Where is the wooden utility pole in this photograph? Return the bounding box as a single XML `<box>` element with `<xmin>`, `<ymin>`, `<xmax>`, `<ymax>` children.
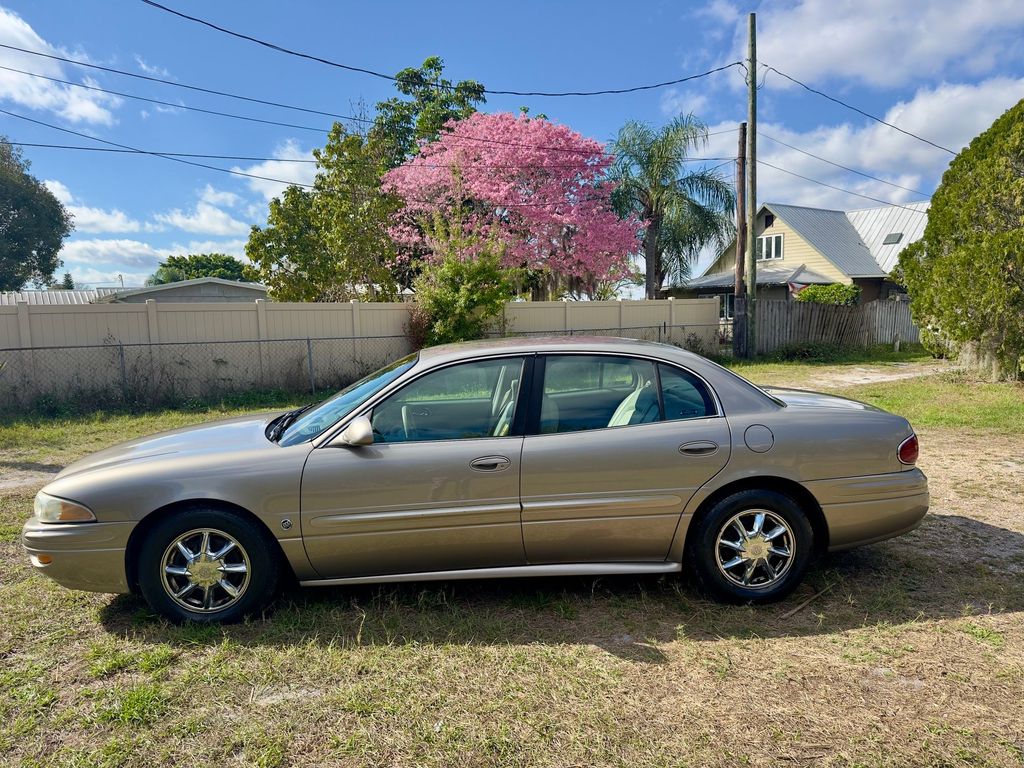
<box><xmin>745</xmin><ymin>12</ymin><xmax>758</xmax><ymax>357</ymax></box>
<box><xmin>733</xmin><ymin>121</ymin><xmax>748</xmax><ymax>358</ymax></box>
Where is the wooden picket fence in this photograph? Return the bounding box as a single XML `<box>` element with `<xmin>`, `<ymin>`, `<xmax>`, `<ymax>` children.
<box><xmin>754</xmin><ymin>299</ymin><xmax>919</xmax><ymax>355</ymax></box>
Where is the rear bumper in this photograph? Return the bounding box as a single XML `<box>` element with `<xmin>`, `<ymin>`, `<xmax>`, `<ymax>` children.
<box><xmin>21</xmin><ymin>518</ymin><xmax>133</xmax><ymax>594</ymax></box>
<box><xmin>806</xmin><ymin>468</ymin><xmax>929</xmax><ymax>551</ymax></box>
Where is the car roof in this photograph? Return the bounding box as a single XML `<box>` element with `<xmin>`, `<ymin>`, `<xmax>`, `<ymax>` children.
<box><xmin>418</xmin><ymin>335</ymin><xmax>706</xmax><ymax>365</ymax></box>
<box><xmin>414</xmin><ymin>336</ymin><xmax>781</xmax><ymax>416</ymax></box>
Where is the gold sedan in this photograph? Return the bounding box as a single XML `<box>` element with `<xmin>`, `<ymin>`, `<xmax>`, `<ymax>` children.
<box><xmin>23</xmin><ymin>337</ymin><xmax>928</xmax><ymax>623</ymax></box>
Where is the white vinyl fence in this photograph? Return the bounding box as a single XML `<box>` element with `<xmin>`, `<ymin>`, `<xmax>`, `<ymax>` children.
<box><xmin>0</xmin><ymin>298</ymin><xmax>719</xmax><ymax>410</ymax></box>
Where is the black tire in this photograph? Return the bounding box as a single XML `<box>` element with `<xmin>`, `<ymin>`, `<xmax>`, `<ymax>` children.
<box><xmin>137</xmin><ymin>507</ymin><xmax>280</xmax><ymax>624</ymax></box>
<box><xmin>686</xmin><ymin>489</ymin><xmax>814</xmax><ymax>604</ymax></box>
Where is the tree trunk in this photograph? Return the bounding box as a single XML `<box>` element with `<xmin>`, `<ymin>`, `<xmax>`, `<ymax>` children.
<box><xmin>644</xmin><ymin>218</ymin><xmax>661</xmax><ymax>300</ymax></box>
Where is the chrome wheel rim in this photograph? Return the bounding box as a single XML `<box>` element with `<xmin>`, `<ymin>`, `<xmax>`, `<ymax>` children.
<box><xmin>715</xmin><ymin>509</ymin><xmax>795</xmax><ymax>590</ymax></box>
<box><xmin>160</xmin><ymin>528</ymin><xmax>250</xmax><ymax>613</ymax></box>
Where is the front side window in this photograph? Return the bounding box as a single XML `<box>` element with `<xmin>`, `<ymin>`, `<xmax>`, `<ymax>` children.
<box><xmin>539</xmin><ymin>355</ymin><xmax>716</xmax><ymax>434</ymax></box>
<box><xmin>371</xmin><ymin>357</ymin><xmax>525</xmax><ymax>443</ymax></box>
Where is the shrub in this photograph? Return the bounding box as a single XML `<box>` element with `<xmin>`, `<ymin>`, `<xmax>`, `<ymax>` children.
<box><xmin>769</xmin><ymin>342</ymin><xmax>846</xmax><ymax>361</ymax></box>
<box><xmin>897</xmin><ymin>98</ymin><xmax>1024</xmax><ymax>379</ymax></box>
<box><xmin>794</xmin><ymin>283</ymin><xmax>861</xmax><ymax>305</ymax></box>
<box><xmin>407</xmin><ymin>212</ymin><xmax>521</xmax><ymax>348</ymax></box>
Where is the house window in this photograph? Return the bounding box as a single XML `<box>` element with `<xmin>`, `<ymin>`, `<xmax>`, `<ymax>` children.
<box><xmin>882</xmin><ymin>232</ymin><xmax>903</xmax><ymax>245</ymax></box>
<box><xmin>756</xmin><ymin>233</ymin><xmax>784</xmax><ymax>261</ymax></box>
<box><xmin>699</xmin><ymin>293</ymin><xmax>734</xmax><ymax>320</ymax></box>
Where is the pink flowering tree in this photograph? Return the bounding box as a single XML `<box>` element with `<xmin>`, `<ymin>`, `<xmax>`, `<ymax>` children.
<box><xmin>382</xmin><ymin>112</ymin><xmax>640</xmax><ymax>299</ymax></box>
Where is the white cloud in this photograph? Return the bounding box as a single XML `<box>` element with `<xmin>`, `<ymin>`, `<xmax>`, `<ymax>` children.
<box><xmin>702</xmin><ymin>76</ymin><xmax>1024</xmax><ymax>210</ymax></box>
<box><xmin>154</xmin><ymin>202</ymin><xmax>250</xmax><ymax>236</ymax></box>
<box><xmin>134</xmin><ymin>55</ymin><xmax>170</xmax><ymax>78</ymax></box>
<box><xmin>43</xmin><ymin>179</ymin><xmax>143</xmax><ymax>233</ymax></box>
<box><xmin>70</xmin><ymin>206</ymin><xmax>143</xmax><ymax>234</ymax></box>
<box><xmin>199</xmin><ymin>184</ymin><xmax>241</xmax><ymax>208</ymax></box>
<box><xmin>59</xmin><ymin>237</ymin><xmax>251</xmax><ymax>287</ymax></box>
<box><xmin>0</xmin><ymin>7</ymin><xmax>120</xmax><ymax>124</ymax></box>
<box><xmin>232</xmin><ymin>139</ymin><xmax>316</xmax><ymax>200</ymax></box>
<box><xmin>60</xmin><ymin>238</ymin><xmax>164</xmax><ymax>269</ymax></box>
<box><xmin>660</xmin><ymin>88</ymin><xmax>710</xmax><ymax>117</ymax></box>
<box><xmin>42</xmin><ymin>179</ymin><xmax>72</xmax><ymax>204</ymax></box>
<box><xmin>752</xmin><ymin>0</ymin><xmax>1024</xmax><ymax>88</ymax></box>
<box><xmin>169</xmin><ymin>239</ymin><xmax>249</xmax><ymax>259</ymax></box>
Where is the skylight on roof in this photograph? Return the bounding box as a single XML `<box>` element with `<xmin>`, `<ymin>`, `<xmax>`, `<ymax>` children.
<box><xmin>883</xmin><ymin>232</ymin><xmax>903</xmax><ymax>245</ymax></box>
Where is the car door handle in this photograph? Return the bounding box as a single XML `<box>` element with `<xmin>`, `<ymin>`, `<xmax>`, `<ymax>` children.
<box><xmin>470</xmin><ymin>455</ymin><xmax>511</xmax><ymax>472</ymax></box>
<box><xmin>679</xmin><ymin>441</ymin><xmax>718</xmax><ymax>456</ymax></box>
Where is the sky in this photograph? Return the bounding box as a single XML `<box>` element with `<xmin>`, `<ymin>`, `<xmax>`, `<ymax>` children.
<box><xmin>2</xmin><ymin>0</ymin><xmax>1023</xmax><ymax>289</ymax></box>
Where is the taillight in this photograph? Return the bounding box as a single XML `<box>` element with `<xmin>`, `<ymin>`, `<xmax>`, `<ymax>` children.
<box><xmin>898</xmin><ymin>434</ymin><xmax>919</xmax><ymax>465</ymax></box>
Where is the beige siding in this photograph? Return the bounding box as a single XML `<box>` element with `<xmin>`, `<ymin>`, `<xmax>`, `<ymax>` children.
<box><xmin>705</xmin><ymin>239</ymin><xmax>739</xmax><ymax>276</ymax></box>
<box><xmin>758</xmin><ymin>210</ymin><xmax>848</xmax><ymax>282</ymax></box>
<box><xmin>700</xmin><ymin>208</ymin><xmax>850</xmax><ymax>283</ymax></box>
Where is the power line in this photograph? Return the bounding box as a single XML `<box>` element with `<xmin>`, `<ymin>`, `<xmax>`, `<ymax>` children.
<box><xmin>0</xmin><ymin>114</ymin><xmax>646</xmax><ymax>209</ymax></box>
<box><xmin>0</xmin><ymin>106</ymin><xmax>315</xmax><ymax>189</ymax></box>
<box><xmin>139</xmin><ymin>0</ymin><xmax>744</xmax><ymax>97</ymax></box>
<box><xmin>0</xmin><ymin>42</ymin><xmax>355</xmax><ymax>121</ymax></box>
<box><xmin>1</xmin><ymin>140</ymin><xmax>732</xmax><ymax>171</ymax></box>
<box><xmin>0</xmin><ymin>63</ymin><xmax>334</xmax><ymax>133</ymax></box>
<box><xmin>0</xmin><ymin>41</ymin><xmax>739</xmax><ymax>159</ymax></box>
<box><xmin>757</xmin><ymin>159</ymin><xmax>929</xmax><ymax>213</ymax></box>
<box><xmin>2</xmin><ymin>141</ymin><xmax>319</xmax><ymax>163</ymax></box>
<box><xmin>760</xmin><ymin>132</ymin><xmax>931</xmax><ymax>197</ymax></box>
<box><xmin>764</xmin><ymin>65</ymin><xmax>956</xmax><ymax>155</ymax></box>
<box><xmin>2</xmin><ymin>141</ymin><xmax>737</xmax><ymax>173</ymax></box>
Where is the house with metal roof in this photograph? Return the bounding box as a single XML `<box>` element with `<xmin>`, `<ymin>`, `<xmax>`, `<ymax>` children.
<box><xmin>670</xmin><ymin>201</ymin><xmax>929</xmax><ymax>320</ymax></box>
<box><xmin>0</xmin><ymin>277</ymin><xmax>267</xmax><ymax>306</ymax></box>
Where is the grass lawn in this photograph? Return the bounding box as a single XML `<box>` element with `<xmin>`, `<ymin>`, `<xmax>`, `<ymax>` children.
<box><xmin>1</xmin><ymin>354</ymin><xmax>1022</xmax><ymax>766</ymax></box>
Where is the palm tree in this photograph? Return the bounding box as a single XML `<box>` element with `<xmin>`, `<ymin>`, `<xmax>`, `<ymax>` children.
<box><xmin>610</xmin><ymin>116</ymin><xmax>736</xmax><ymax>299</ymax></box>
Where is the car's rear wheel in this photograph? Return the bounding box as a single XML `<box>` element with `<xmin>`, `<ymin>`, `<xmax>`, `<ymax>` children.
<box><xmin>687</xmin><ymin>489</ymin><xmax>814</xmax><ymax>604</ymax></box>
<box><xmin>137</xmin><ymin>507</ymin><xmax>279</xmax><ymax>623</ymax></box>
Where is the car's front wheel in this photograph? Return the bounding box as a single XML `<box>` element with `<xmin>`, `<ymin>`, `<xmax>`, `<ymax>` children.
<box><xmin>137</xmin><ymin>507</ymin><xmax>279</xmax><ymax>623</ymax></box>
<box><xmin>687</xmin><ymin>489</ymin><xmax>814</xmax><ymax>604</ymax></box>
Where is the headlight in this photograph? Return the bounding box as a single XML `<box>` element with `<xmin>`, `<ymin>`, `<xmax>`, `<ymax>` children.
<box><xmin>33</xmin><ymin>492</ymin><xmax>96</xmax><ymax>523</ymax></box>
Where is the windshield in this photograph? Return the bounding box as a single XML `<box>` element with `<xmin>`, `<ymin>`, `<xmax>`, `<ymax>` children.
<box><xmin>277</xmin><ymin>353</ymin><xmax>417</xmax><ymax>446</ymax></box>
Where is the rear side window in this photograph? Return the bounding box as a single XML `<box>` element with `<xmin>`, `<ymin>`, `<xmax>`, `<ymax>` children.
<box><xmin>659</xmin><ymin>364</ymin><xmax>715</xmax><ymax>420</ymax></box>
<box><xmin>539</xmin><ymin>355</ymin><xmax>658</xmax><ymax>433</ymax></box>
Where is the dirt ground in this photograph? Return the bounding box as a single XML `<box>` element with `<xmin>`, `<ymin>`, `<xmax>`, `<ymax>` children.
<box><xmin>802</xmin><ymin>359</ymin><xmax>953</xmax><ymax>388</ymax></box>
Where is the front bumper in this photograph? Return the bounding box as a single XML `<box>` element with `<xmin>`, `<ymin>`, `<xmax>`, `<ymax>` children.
<box><xmin>806</xmin><ymin>468</ymin><xmax>929</xmax><ymax>551</ymax></box>
<box><xmin>22</xmin><ymin>517</ymin><xmax>134</xmax><ymax>594</ymax></box>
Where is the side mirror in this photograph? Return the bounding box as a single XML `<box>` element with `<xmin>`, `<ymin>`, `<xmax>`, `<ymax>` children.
<box><xmin>337</xmin><ymin>415</ymin><xmax>374</xmax><ymax>447</ymax></box>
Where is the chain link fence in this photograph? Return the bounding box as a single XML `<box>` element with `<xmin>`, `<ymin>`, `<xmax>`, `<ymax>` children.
<box><xmin>0</xmin><ymin>323</ymin><xmax>721</xmax><ymax>413</ymax></box>
<box><xmin>0</xmin><ymin>335</ymin><xmax>410</xmax><ymax>412</ymax></box>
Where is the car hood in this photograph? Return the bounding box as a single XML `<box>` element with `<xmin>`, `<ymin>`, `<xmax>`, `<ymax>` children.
<box><xmin>55</xmin><ymin>413</ymin><xmax>282</xmax><ymax>481</ymax></box>
<box><xmin>761</xmin><ymin>387</ymin><xmax>884</xmax><ymax>412</ymax></box>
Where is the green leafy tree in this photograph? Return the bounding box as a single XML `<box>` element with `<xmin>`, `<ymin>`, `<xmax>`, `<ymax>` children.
<box><xmin>246</xmin><ymin>125</ymin><xmax>400</xmax><ymax>301</ymax></box>
<box><xmin>60</xmin><ymin>272</ymin><xmax>75</xmax><ymax>289</ymax></box>
<box><xmin>146</xmin><ymin>253</ymin><xmax>248</xmax><ymax>285</ymax></box>
<box><xmin>794</xmin><ymin>283</ymin><xmax>861</xmax><ymax>305</ymax></box>
<box><xmin>408</xmin><ymin>211</ymin><xmax>520</xmax><ymax>348</ymax></box>
<box><xmin>370</xmin><ymin>56</ymin><xmax>486</xmax><ymax>168</ymax></box>
<box><xmin>898</xmin><ymin>99</ymin><xmax>1024</xmax><ymax>378</ymax></box>
<box><xmin>245</xmin><ymin>186</ymin><xmax>333</xmax><ymax>301</ymax></box>
<box><xmin>0</xmin><ymin>140</ymin><xmax>73</xmax><ymax>290</ymax></box>
<box><xmin>609</xmin><ymin>116</ymin><xmax>735</xmax><ymax>299</ymax></box>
